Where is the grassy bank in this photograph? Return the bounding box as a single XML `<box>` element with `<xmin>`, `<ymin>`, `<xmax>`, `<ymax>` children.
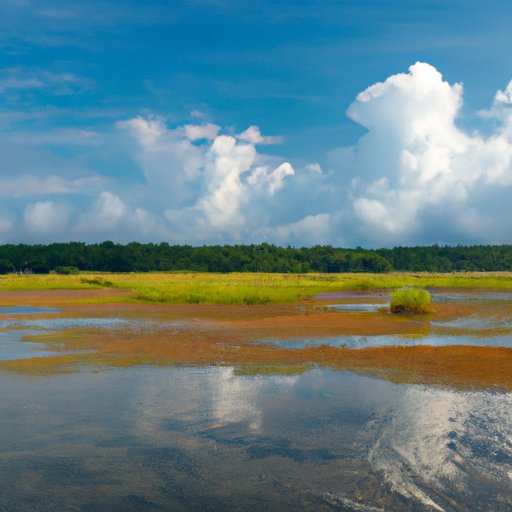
<box><xmin>1</xmin><ymin>271</ymin><xmax>512</xmax><ymax>304</ymax></box>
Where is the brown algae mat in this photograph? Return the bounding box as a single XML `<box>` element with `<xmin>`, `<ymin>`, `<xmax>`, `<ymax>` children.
<box><xmin>0</xmin><ymin>288</ymin><xmax>511</xmax><ymax>391</ymax></box>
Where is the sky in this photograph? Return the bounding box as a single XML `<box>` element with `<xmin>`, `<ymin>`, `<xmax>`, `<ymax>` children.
<box><xmin>1</xmin><ymin>0</ymin><xmax>512</xmax><ymax>247</ymax></box>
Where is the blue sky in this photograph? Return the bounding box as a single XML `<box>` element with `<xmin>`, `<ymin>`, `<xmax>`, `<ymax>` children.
<box><xmin>1</xmin><ymin>0</ymin><xmax>512</xmax><ymax>246</ymax></box>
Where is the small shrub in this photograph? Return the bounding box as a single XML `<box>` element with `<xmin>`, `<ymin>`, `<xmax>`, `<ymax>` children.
<box><xmin>80</xmin><ymin>277</ymin><xmax>114</xmax><ymax>287</ymax></box>
<box><xmin>390</xmin><ymin>287</ymin><xmax>432</xmax><ymax>314</ymax></box>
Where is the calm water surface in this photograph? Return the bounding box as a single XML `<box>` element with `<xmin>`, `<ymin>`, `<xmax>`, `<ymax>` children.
<box><xmin>0</xmin><ymin>366</ymin><xmax>511</xmax><ymax>511</ymax></box>
<box><xmin>0</xmin><ymin>295</ymin><xmax>511</xmax><ymax>511</ymax></box>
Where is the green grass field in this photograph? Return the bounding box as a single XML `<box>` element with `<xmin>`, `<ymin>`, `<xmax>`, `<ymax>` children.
<box><xmin>1</xmin><ymin>271</ymin><xmax>512</xmax><ymax>304</ymax></box>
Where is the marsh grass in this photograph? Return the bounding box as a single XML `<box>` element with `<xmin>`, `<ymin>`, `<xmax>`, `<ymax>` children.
<box><xmin>0</xmin><ymin>274</ymin><xmax>98</xmax><ymax>291</ymax></box>
<box><xmin>132</xmin><ymin>275</ymin><xmax>327</xmax><ymax>304</ymax></box>
<box><xmin>390</xmin><ymin>287</ymin><xmax>432</xmax><ymax>314</ymax></box>
<box><xmin>1</xmin><ymin>271</ymin><xmax>512</xmax><ymax>304</ymax></box>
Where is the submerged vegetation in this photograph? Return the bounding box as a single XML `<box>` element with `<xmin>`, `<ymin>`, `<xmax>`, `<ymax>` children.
<box><xmin>390</xmin><ymin>288</ymin><xmax>432</xmax><ymax>314</ymax></box>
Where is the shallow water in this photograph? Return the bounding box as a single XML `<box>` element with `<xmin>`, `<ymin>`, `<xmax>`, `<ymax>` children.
<box><xmin>0</xmin><ymin>330</ymin><xmax>65</xmax><ymax>360</ymax></box>
<box><xmin>0</xmin><ymin>316</ymin><xmax>189</xmax><ymax>352</ymax></box>
<box><xmin>0</xmin><ymin>366</ymin><xmax>510</xmax><ymax>511</ymax></box>
<box><xmin>0</xmin><ymin>305</ymin><xmax>59</xmax><ymax>315</ymax></box>
<box><xmin>431</xmin><ymin>290</ymin><xmax>512</xmax><ymax>302</ymax></box>
<box><xmin>325</xmin><ymin>303</ymin><xmax>388</xmax><ymax>312</ymax></box>
<box><xmin>0</xmin><ymin>291</ymin><xmax>511</xmax><ymax>510</ymax></box>
<box><xmin>0</xmin><ymin>316</ymin><xmax>128</xmax><ymax>331</ymax></box>
<box><xmin>258</xmin><ymin>332</ymin><xmax>512</xmax><ymax>349</ymax></box>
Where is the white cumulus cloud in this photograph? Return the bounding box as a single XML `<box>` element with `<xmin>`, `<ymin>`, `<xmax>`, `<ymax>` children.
<box><xmin>110</xmin><ymin>69</ymin><xmax>512</xmax><ymax>246</ymax></box>
<box><xmin>76</xmin><ymin>191</ymin><xmax>125</xmax><ymax>233</ymax></box>
<box><xmin>3</xmin><ymin>62</ymin><xmax>512</xmax><ymax>247</ymax></box>
<box><xmin>121</xmin><ymin>118</ymin><xmax>297</xmax><ymax>242</ymax></box>
<box><xmin>184</xmin><ymin>122</ymin><xmax>220</xmax><ymax>141</ymax></box>
<box><xmin>341</xmin><ymin>61</ymin><xmax>512</xmax><ymax>246</ymax></box>
<box><xmin>23</xmin><ymin>201</ymin><xmax>70</xmax><ymax>240</ymax></box>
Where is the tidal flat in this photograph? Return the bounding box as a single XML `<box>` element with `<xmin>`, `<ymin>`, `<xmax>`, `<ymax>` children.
<box><xmin>0</xmin><ymin>274</ymin><xmax>511</xmax><ymax>511</ymax></box>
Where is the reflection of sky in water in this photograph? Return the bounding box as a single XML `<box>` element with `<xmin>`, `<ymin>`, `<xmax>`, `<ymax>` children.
<box><xmin>0</xmin><ymin>317</ymin><xmax>126</xmax><ymax>330</ymax></box>
<box><xmin>432</xmin><ymin>315</ymin><xmax>512</xmax><ymax>330</ymax></box>
<box><xmin>0</xmin><ymin>366</ymin><xmax>510</xmax><ymax>511</ymax></box>
<box><xmin>431</xmin><ymin>291</ymin><xmax>512</xmax><ymax>303</ymax></box>
<box><xmin>0</xmin><ymin>292</ymin><xmax>511</xmax><ymax>509</ymax></box>
<box><xmin>0</xmin><ymin>306</ymin><xmax>60</xmax><ymax>315</ymax></box>
<box><xmin>0</xmin><ymin>315</ymin><xmax>189</xmax><ymax>361</ymax></box>
<box><xmin>257</xmin><ymin>333</ymin><xmax>512</xmax><ymax>349</ymax></box>
<box><xmin>325</xmin><ymin>303</ymin><xmax>388</xmax><ymax>312</ymax></box>
<box><xmin>369</xmin><ymin>386</ymin><xmax>512</xmax><ymax>511</ymax></box>
<box><xmin>0</xmin><ymin>330</ymin><xmax>66</xmax><ymax>360</ymax></box>
<box><xmin>122</xmin><ymin>367</ymin><xmax>512</xmax><ymax>511</ymax></box>
<box><xmin>0</xmin><ymin>316</ymin><xmax>190</xmax><ymax>333</ymax></box>
<box><xmin>0</xmin><ymin>317</ymin><xmax>131</xmax><ymax>360</ymax></box>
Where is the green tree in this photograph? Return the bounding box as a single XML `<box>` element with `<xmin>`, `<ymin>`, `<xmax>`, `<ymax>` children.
<box><xmin>0</xmin><ymin>259</ymin><xmax>14</xmax><ymax>274</ymax></box>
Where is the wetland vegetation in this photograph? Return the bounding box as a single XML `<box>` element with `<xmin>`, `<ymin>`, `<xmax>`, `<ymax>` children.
<box><xmin>390</xmin><ymin>287</ymin><xmax>432</xmax><ymax>314</ymax></box>
<box><xmin>2</xmin><ymin>270</ymin><xmax>512</xmax><ymax>304</ymax></box>
<box><xmin>1</xmin><ymin>270</ymin><xmax>511</xmax><ymax>511</ymax></box>
<box><xmin>0</xmin><ymin>271</ymin><xmax>512</xmax><ymax>390</ymax></box>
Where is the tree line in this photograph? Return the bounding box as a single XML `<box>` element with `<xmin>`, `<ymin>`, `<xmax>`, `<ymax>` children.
<box><xmin>0</xmin><ymin>242</ymin><xmax>511</xmax><ymax>274</ymax></box>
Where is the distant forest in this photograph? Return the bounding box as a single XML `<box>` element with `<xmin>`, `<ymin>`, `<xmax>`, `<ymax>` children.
<box><xmin>1</xmin><ymin>242</ymin><xmax>512</xmax><ymax>274</ymax></box>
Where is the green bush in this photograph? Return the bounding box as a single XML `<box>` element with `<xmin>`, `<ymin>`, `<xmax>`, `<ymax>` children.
<box><xmin>390</xmin><ymin>287</ymin><xmax>432</xmax><ymax>314</ymax></box>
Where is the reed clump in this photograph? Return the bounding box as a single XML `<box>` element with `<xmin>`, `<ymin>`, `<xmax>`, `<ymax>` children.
<box><xmin>390</xmin><ymin>287</ymin><xmax>432</xmax><ymax>314</ymax></box>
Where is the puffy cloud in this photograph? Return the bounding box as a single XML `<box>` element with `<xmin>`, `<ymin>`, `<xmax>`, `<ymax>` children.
<box><xmin>262</xmin><ymin>213</ymin><xmax>333</xmax><ymax>245</ymax></box>
<box><xmin>121</xmin><ymin>118</ymin><xmax>298</xmax><ymax>241</ymax></box>
<box><xmin>238</xmin><ymin>125</ymin><xmax>282</xmax><ymax>145</ymax></box>
<box><xmin>305</xmin><ymin>163</ymin><xmax>322</xmax><ymax>174</ymax></box>
<box><xmin>495</xmin><ymin>81</ymin><xmax>512</xmax><ymax>105</ymax></box>
<box><xmin>184</xmin><ymin>123</ymin><xmax>220</xmax><ymax>141</ymax></box>
<box><xmin>118</xmin><ymin>116</ymin><xmax>203</xmax><ymax>208</ymax></box>
<box><xmin>76</xmin><ymin>191</ymin><xmax>125</xmax><ymax>232</ymax></box>
<box><xmin>197</xmin><ymin>134</ymin><xmax>256</xmax><ymax>230</ymax></box>
<box><xmin>74</xmin><ymin>192</ymin><xmax>171</xmax><ymax>242</ymax></box>
<box><xmin>23</xmin><ymin>201</ymin><xmax>70</xmax><ymax>240</ymax></box>
<box><xmin>95</xmin><ymin>67</ymin><xmax>512</xmax><ymax>246</ymax></box>
<box><xmin>342</xmin><ymin>62</ymin><xmax>512</xmax><ymax>246</ymax></box>
<box><xmin>3</xmin><ymin>62</ymin><xmax>512</xmax><ymax>247</ymax></box>
<box><xmin>247</xmin><ymin>162</ymin><xmax>294</xmax><ymax>195</ymax></box>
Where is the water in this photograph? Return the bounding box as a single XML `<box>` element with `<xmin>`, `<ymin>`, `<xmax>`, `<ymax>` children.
<box><xmin>257</xmin><ymin>332</ymin><xmax>512</xmax><ymax>349</ymax></box>
<box><xmin>0</xmin><ymin>316</ymin><xmax>189</xmax><ymax>361</ymax></box>
<box><xmin>0</xmin><ymin>292</ymin><xmax>511</xmax><ymax>510</ymax></box>
<box><xmin>325</xmin><ymin>303</ymin><xmax>388</xmax><ymax>312</ymax></box>
<box><xmin>0</xmin><ymin>366</ymin><xmax>510</xmax><ymax>511</ymax></box>
<box><xmin>0</xmin><ymin>330</ymin><xmax>65</xmax><ymax>360</ymax></box>
<box><xmin>431</xmin><ymin>291</ymin><xmax>512</xmax><ymax>303</ymax></box>
<box><xmin>0</xmin><ymin>313</ymin><xmax>128</xmax><ymax>361</ymax></box>
<box><xmin>0</xmin><ymin>305</ymin><xmax>60</xmax><ymax>315</ymax></box>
